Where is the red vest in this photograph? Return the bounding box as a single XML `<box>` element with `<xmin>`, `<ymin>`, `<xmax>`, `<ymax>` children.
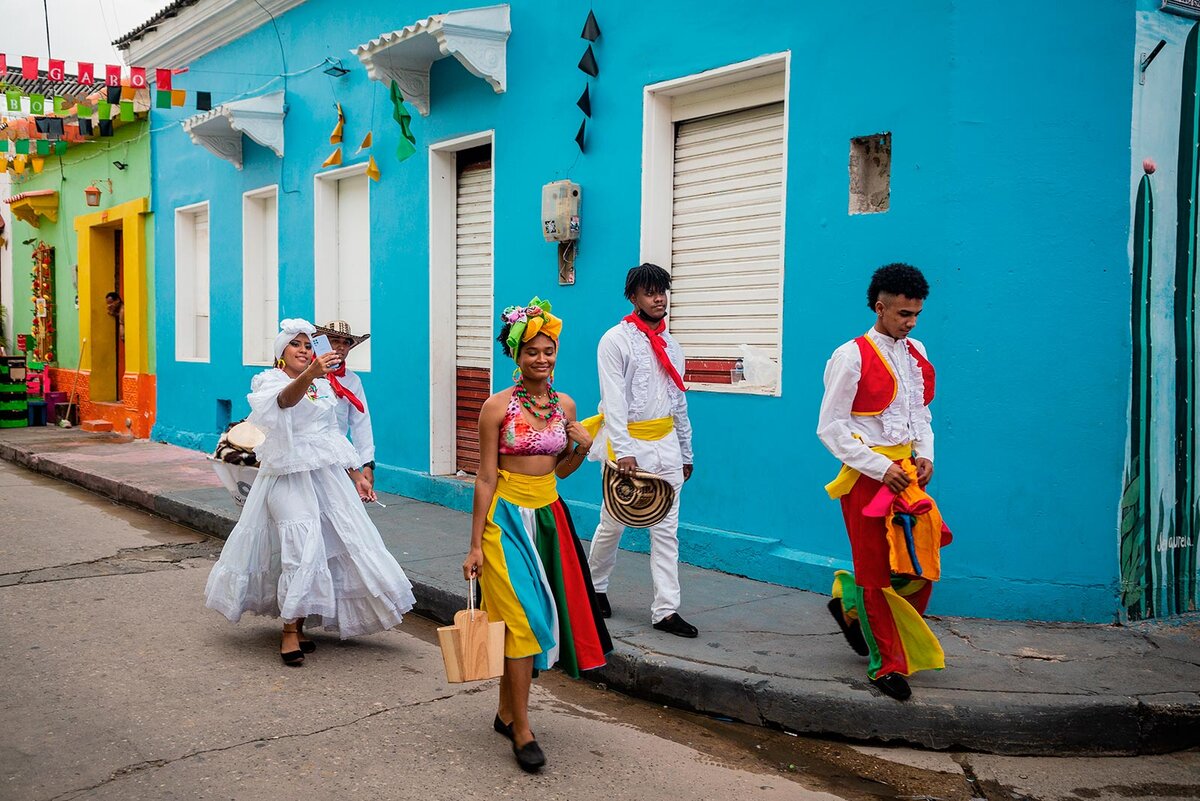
<box><xmin>851</xmin><ymin>335</ymin><xmax>935</xmax><ymax>416</ymax></box>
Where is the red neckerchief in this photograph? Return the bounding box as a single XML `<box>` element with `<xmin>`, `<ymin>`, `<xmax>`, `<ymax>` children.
<box><xmin>327</xmin><ymin>363</ymin><xmax>365</xmax><ymax>413</ymax></box>
<box><xmin>623</xmin><ymin>313</ymin><xmax>687</xmax><ymax>391</ymax></box>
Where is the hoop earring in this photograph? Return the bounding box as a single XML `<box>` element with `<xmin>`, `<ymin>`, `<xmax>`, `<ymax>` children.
<box><xmin>512</xmin><ymin>367</ymin><xmax>521</xmax><ymax>384</ymax></box>
<box><xmin>275</xmin><ymin>357</ymin><xmax>285</xmax><ymax>369</ymax></box>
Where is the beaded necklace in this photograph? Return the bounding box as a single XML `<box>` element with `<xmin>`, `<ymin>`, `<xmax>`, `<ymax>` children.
<box><xmin>514</xmin><ymin>382</ymin><xmax>560</xmax><ymax>420</ymax></box>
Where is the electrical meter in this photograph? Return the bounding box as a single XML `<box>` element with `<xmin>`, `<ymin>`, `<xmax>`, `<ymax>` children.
<box><xmin>541</xmin><ymin>180</ymin><xmax>581</xmax><ymax>242</ymax></box>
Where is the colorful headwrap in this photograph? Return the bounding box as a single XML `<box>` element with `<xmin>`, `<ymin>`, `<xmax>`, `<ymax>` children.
<box><xmin>501</xmin><ymin>297</ymin><xmax>562</xmax><ymax>361</ymax></box>
<box><xmin>273</xmin><ymin>318</ymin><xmax>317</xmax><ymax>359</ymax></box>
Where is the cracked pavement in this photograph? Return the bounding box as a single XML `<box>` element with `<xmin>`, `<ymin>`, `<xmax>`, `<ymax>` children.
<box><xmin>2</xmin><ymin>428</ymin><xmax>1200</xmax><ymax>758</ymax></box>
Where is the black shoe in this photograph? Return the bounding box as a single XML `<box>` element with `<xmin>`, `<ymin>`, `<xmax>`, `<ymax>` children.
<box><xmin>827</xmin><ymin>598</ymin><xmax>869</xmax><ymax>656</ymax></box>
<box><xmin>512</xmin><ymin>739</ymin><xmax>546</xmax><ymax>773</ymax></box>
<box><xmin>297</xmin><ymin>636</ymin><xmax>316</xmax><ymax>654</ymax></box>
<box><xmin>280</xmin><ymin>649</ymin><xmax>304</xmax><ymax>666</ymax></box>
<box><xmin>493</xmin><ymin>715</ymin><xmax>514</xmax><ymax>741</ymax></box>
<box><xmin>596</xmin><ymin>592</ymin><xmax>612</xmax><ymax>619</ymax></box>
<box><xmin>870</xmin><ymin>672</ymin><xmax>912</xmax><ymax>701</ymax></box>
<box><xmin>652</xmin><ymin>613</ymin><xmax>698</xmax><ymax>638</ymax></box>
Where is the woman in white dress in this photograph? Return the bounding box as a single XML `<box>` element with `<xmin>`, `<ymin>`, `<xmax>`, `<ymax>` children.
<box><xmin>205</xmin><ymin>318</ymin><xmax>415</xmax><ymax>665</ymax></box>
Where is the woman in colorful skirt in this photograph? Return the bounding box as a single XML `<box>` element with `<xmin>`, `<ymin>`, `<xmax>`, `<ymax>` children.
<box><xmin>462</xmin><ymin>298</ymin><xmax>613</xmax><ymax>773</ymax></box>
<box><xmin>206</xmin><ymin>319</ymin><xmax>415</xmax><ymax>666</ymax></box>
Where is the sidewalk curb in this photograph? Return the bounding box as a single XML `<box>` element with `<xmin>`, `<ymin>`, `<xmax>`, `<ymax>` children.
<box><xmin>4</xmin><ymin>435</ymin><xmax>1199</xmax><ymax>756</ymax></box>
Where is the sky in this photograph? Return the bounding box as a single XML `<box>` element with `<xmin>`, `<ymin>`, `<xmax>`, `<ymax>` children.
<box><xmin>1</xmin><ymin>0</ymin><xmax>168</xmax><ymax>69</ymax></box>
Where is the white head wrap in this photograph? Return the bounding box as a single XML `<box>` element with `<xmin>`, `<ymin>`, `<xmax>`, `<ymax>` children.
<box><xmin>273</xmin><ymin>318</ymin><xmax>317</xmax><ymax>359</ymax></box>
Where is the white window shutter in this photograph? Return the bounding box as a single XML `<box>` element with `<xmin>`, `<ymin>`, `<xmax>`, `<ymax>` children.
<box><xmin>456</xmin><ymin>163</ymin><xmax>493</xmax><ymax>368</ymax></box>
<box><xmin>670</xmin><ymin>102</ymin><xmax>785</xmax><ymax>363</ymax></box>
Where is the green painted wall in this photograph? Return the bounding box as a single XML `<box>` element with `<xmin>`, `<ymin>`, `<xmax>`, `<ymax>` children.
<box><xmin>9</xmin><ymin>120</ymin><xmax>151</xmax><ymax>370</ymax></box>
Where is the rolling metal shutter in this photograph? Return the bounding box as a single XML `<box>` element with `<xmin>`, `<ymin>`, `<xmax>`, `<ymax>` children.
<box><xmin>455</xmin><ymin>161</ymin><xmax>493</xmax><ymax>473</ymax></box>
<box><xmin>670</xmin><ymin>101</ymin><xmax>785</xmax><ymax>372</ymax></box>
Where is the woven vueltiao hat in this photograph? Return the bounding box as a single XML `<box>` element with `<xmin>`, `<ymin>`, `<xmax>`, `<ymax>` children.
<box><xmin>315</xmin><ymin>320</ymin><xmax>370</xmax><ymax>348</ymax></box>
<box><xmin>601</xmin><ymin>460</ymin><xmax>675</xmax><ymax>528</ymax></box>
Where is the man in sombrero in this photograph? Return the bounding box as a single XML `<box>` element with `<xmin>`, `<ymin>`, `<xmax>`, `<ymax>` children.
<box><xmin>315</xmin><ymin>320</ymin><xmax>376</xmax><ymax>489</ymax></box>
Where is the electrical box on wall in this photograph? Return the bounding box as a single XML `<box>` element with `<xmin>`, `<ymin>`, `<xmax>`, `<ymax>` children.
<box><xmin>541</xmin><ymin>180</ymin><xmax>581</xmax><ymax>242</ymax></box>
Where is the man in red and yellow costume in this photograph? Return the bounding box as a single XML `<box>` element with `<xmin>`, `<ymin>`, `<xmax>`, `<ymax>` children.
<box><xmin>817</xmin><ymin>263</ymin><xmax>949</xmax><ymax>701</ymax></box>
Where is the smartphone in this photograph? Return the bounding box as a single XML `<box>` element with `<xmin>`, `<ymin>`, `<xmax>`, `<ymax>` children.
<box><xmin>311</xmin><ymin>333</ymin><xmax>338</xmax><ymax>365</ymax></box>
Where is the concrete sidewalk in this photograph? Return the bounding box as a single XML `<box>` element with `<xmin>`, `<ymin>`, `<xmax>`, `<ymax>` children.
<box><xmin>2</xmin><ymin>427</ymin><xmax>1198</xmax><ymax>756</ymax></box>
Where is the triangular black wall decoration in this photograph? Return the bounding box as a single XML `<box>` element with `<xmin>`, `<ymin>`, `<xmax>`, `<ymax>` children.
<box><xmin>578</xmin><ymin>45</ymin><xmax>599</xmax><ymax>78</ymax></box>
<box><xmin>577</xmin><ymin>85</ymin><xmax>591</xmax><ymax>117</ymax></box>
<box><xmin>581</xmin><ymin>10</ymin><xmax>601</xmax><ymax>41</ymax></box>
<box><xmin>575</xmin><ymin>119</ymin><xmax>586</xmax><ymax>152</ymax></box>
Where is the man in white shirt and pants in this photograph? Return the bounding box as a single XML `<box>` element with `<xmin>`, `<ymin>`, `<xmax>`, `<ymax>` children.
<box><xmin>316</xmin><ymin>320</ymin><xmax>376</xmax><ymax>488</ymax></box>
<box><xmin>586</xmin><ymin>264</ymin><xmax>698</xmax><ymax>638</ymax></box>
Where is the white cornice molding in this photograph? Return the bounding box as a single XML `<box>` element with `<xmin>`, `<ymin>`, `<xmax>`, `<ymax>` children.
<box><xmin>182</xmin><ymin>90</ymin><xmax>286</xmax><ymax>170</ymax></box>
<box><xmin>352</xmin><ymin>4</ymin><xmax>510</xmax><ymax>117</ymax></box>
<box><xmin>120</xmin><ymin>0</ymin><xmax>308</xmax><ymax>69</ymax></box>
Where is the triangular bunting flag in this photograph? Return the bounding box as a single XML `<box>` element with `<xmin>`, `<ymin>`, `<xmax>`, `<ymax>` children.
<box><xmin>366</xmin><ymin>155</ymin><xmax>380</xmax><ymax>182</ymax></box>
<box><xmin>330</xmin><ymin>102</ymin><xmax>345</xmax><ymax>144</ymax></box>
<box><xmin>575</xmin><ymin>119</ymin><xmax>586</xmax><ymax>152</ymax></box>
<box><xmin>390</xmin><ymin>81</ymin><xmax>417</xmax><ymax>162</ymax></box>
<box><xmin>581</xmin><ymin>10</ymin><xmax>601</xmax><ymax>41</ymax></box>
<box><xmin>357</xmin><ymin>131</ymin><xmax>372</xmax><ymax>154</ymax></box>
<box><xmin>196</xmin><ymin>91</ymin><xmax>212</xmax><ymax>111</ymax></box>
<box><xmin>322</xmin><ymin>147</ymin><xmax>342</xmax><ymax>168</ymax></box>
<box><xmin>156</xmin><ymin>90</ymin><xmax>172</xmax><ymax>109</ymax></box>
<box><xmin>578</xmin><ymin>45</ymin><xmax>599</xmax><ymax>77</ymax></box>
<box><xmin>577</xmin><ymin>85</ymin><xmax>591</xmax><ymax>117</ymax></box>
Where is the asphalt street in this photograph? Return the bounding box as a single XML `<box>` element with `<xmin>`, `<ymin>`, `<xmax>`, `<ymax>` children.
<box><xmin>2</xmin><ymin>460</ymin><xmax>1198</xmax><ymax>801</ymax></box>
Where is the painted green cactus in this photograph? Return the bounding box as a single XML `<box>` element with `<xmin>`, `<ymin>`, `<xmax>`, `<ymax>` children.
<box><xmin>1173</xmin><ymin>23</ymin><xmax>1200</xmax><ymax>616</ymax></box>
<box><xmin>1121</xmin><ymin>172</ymin><xmax>1154</xmax><ymax>618</ymax></box>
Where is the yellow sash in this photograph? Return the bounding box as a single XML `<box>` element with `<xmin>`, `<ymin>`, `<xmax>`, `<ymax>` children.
<box><xmin>580</xmin><ymin>414</ymin><xmax>674</xmax><ymax>459</ymax></box>
<box><xmin>496</xmin><ymin>470</ymin><xmax>558</xmax><ymax>508</ymax></box>
<box><xmin>825</xmin><ymin>441</ymin><xmax>914</xmax><ymax>499</ymax></box>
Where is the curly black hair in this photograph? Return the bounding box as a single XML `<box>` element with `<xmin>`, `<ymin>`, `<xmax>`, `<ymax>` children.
<box><xmin>624</xmin><ymin>263</ymin><xmax>672</xmax><ymax>301</ymax></box>
<box><xmin>866</xmin><ymin>263</ymin><xmax>929</xmax><ymax>309</ymax></box>
<box><xmin>497</xmin><ymin>323</ymin><xmax>516</xmax><ymax>358</ymax></box>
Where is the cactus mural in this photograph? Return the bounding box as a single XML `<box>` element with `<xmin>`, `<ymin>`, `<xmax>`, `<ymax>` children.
<box><xmin>1171</xmin><ymin>22</ymin><xmax>1200</xmax><ymax>616</ymax></box>
<box><xmin>1121</xmin><ymin>169</ymin><xmax>1154</xmax><ymax>618</ymax></box>
<box><xmin>1122</xmin><ymin>17</ymin><xmax>1200</xmax><ymax>621</ymax></box>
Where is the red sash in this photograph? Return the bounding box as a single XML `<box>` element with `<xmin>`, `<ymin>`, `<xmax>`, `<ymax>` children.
<box><xmin>328</xmin><ymin>365</ymin><xmax>365</xmax><ymax>413</ymax></box>
<box><xmin>624</xmin><ymin>314</ymin><xmax>687</xmax><ymax>392</ymax></box>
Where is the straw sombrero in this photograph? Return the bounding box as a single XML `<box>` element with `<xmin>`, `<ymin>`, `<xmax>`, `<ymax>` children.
<box><xmin>314</xmin><ymin>320</ymin><xmax>370</xmax><ymax>348</ymax></box>
<box><xmin>601</xmin><ymin>460</ymin><xmax>675</xmax><ymax>528</ymax></box>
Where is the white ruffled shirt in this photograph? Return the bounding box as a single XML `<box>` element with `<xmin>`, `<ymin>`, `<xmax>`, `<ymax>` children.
<box><xmin>816</xmin><ymin>328</ymin><xmax>934</xmax><ymax>482</ymax></box>
<box><xmin>595</xmin><ymin>320</ymin><xmax>694</xmax><ymax>463</ymax></box>
<box><xmin>248</xmin><ymin>368</ymin><xmax>361</xmax><ymax>475</ymax></box>
<box><xmin>331</xmin><ymin>368</ymin><xmax>375</xmax><ymax>467</ymax></box>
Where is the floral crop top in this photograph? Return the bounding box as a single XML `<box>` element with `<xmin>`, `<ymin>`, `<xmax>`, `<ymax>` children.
<box><xmin>499</xmin><ymin>393</ymin><xmax>568</xmax><ymax>456</ymax></box>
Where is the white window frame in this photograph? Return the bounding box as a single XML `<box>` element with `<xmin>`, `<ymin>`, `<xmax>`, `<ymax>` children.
<box><xmin>313</xmin><ymin>162</ymin><xmax>372</xmax><ymax>371</ymax></box>
<box><xmin>242</xmin><ymin>184</ymin><xmax>279</xmax><ymax>366</ymax></box>
<box><xmin>640</xmin><ymin>52</ymin><xmax>790</xmax><ymax>396</ymax></box>
<box><xmin>428</xmin><ymin>130</ymin><xmax>495</xmax><ymax>476</ymax></box>
<box><xmin>174</xmin><ymin>201</ymin><xmax>211</xmax><ymax>363</ymax></box>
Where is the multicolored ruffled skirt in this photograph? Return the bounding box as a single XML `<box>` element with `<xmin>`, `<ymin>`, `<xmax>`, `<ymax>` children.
<box><xmin>479</xmin><ymin>470</ymin><xmax>612</xmax><ymax>678</ymax></box>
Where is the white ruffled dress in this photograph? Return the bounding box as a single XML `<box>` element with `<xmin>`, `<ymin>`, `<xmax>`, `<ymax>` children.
<box><xmin>204</xmin><ymin>369</ymin><xmax>415</xmax><ymax>637</ymax></box>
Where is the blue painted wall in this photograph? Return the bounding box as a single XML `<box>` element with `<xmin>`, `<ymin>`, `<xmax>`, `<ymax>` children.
<box><xmin>150</xmin><ymin>0</ymin><xmax>1137</xmax><ymax>621</ymax></box>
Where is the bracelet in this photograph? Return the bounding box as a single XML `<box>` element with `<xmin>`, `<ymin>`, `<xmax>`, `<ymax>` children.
<box><xmin>362</xmin><ymin>461</ymin><xmax>376</xmax><ymax>470</ymax></box>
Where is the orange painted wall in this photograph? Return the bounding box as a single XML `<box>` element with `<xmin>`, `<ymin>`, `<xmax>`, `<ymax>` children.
<box><xmin>48</xmin><ymin>367</ymin><xmax>156</xmax><ymax>438</ymax></box>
